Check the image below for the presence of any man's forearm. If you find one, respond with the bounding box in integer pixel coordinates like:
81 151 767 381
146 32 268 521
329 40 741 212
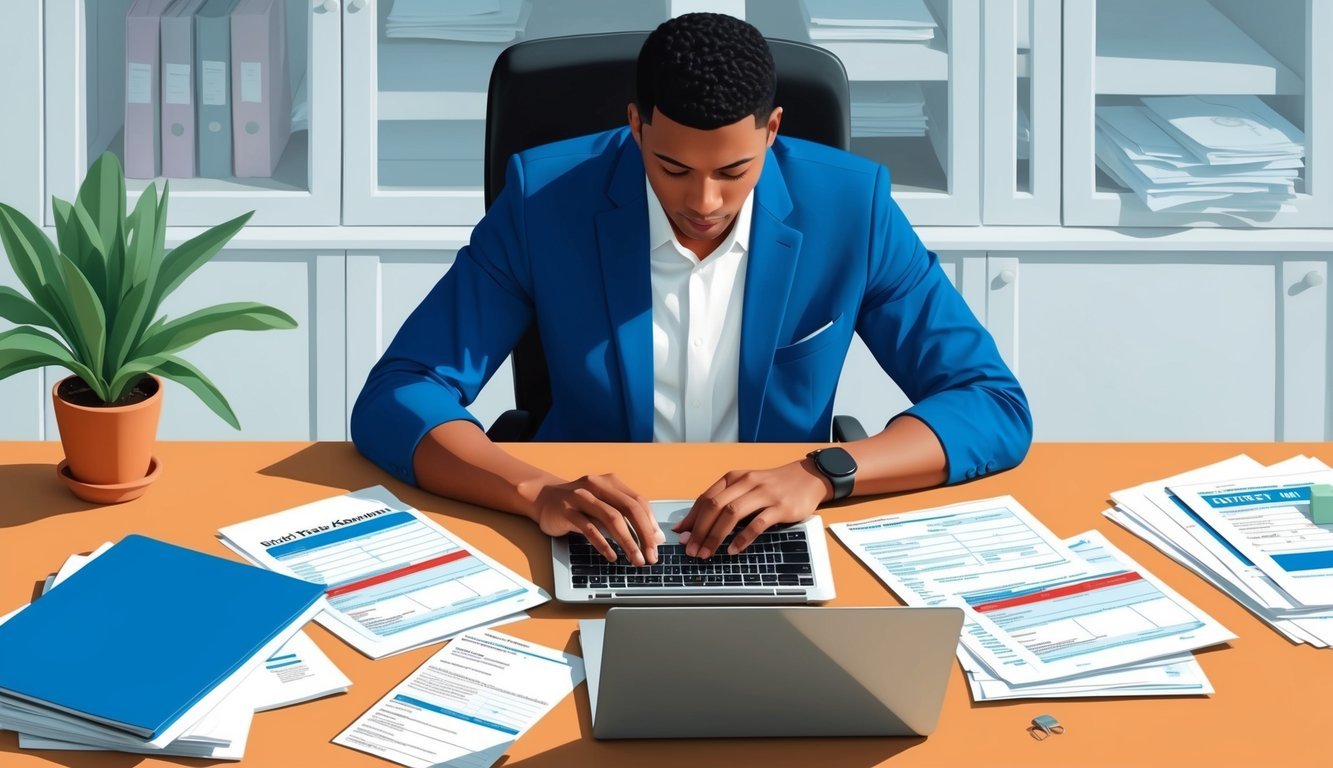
836 414 948 498
411 420 562 522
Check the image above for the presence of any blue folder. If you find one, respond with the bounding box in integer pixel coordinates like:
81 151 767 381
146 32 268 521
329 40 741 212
0 534 324 739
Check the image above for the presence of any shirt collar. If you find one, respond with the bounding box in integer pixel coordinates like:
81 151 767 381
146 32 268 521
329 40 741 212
645 175 754 257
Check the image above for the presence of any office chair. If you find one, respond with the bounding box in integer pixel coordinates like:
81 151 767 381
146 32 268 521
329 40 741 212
482 31 867 444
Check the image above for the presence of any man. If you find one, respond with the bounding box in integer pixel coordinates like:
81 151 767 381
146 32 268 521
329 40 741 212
351 14 1031 568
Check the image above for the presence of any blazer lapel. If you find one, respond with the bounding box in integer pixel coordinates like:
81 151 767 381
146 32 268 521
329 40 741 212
739 150 803 441
595 138 654 442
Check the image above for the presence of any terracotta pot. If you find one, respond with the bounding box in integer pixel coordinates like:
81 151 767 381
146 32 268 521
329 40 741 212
52 374 163 490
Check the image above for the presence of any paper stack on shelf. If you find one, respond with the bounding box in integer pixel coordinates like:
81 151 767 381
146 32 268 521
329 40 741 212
386 0 532 43
1106 455 1333 648
219 485 549 659
831 496 1234 701
0 536 331 760
803 0 936 42
1095 95 1304 214
851 82 928 138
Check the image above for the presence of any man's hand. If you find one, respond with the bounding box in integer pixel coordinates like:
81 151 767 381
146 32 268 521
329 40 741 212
674 459 833 559
527 474 665 566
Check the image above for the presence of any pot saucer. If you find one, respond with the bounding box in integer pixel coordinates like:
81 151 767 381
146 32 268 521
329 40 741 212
56 456 162 504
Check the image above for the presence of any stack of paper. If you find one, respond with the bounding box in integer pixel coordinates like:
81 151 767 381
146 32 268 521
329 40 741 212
1095 95 1305 214
1106 454 1333 648
218 486 549 659
831 497 1233 701
385 0 532 43
803 0 937 42
851 82 928 138
0 536 342 760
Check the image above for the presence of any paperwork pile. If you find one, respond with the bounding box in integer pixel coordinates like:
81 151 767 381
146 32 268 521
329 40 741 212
1106 454 1333 648
219 486 549 659
851 82 928 138
0 538 348 760
1095 95 1305 214
803 0 937 42
831 497 1234 701
385 0 532 43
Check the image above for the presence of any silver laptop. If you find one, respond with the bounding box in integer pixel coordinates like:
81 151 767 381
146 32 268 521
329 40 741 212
552 500 836 604
579 606 965 739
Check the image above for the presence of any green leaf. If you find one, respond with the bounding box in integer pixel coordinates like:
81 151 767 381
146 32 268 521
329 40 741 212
133 302 297 359
77 152 127 257
0 286 63 331
116 182 160 312
155 355 240 429
105 279 154 375
0 203 59 302
0 327 103 399
0 203 81 351
55 251 108 385
148 210 252 318
72 201 112 307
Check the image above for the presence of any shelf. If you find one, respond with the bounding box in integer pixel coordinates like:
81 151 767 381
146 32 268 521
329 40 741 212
377 121 483 189
819 37 949 82
122 223 1333 253
1095 0 1302 95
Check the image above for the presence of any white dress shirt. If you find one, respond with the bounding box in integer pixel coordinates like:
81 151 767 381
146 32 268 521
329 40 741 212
646 176 754 442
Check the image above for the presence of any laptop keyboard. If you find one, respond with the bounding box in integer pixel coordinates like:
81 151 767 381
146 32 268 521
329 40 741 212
568 529 815 589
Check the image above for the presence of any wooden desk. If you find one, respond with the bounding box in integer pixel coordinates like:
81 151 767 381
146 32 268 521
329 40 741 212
2 441 1329 767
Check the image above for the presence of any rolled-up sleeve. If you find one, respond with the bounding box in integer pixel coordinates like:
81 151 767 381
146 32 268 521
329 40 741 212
856 166 1033 484
350 156 535 486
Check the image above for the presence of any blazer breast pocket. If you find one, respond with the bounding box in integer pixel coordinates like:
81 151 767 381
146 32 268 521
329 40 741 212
773 313 845 365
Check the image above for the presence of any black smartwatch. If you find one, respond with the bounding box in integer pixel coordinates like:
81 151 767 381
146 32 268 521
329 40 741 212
807 447 857 501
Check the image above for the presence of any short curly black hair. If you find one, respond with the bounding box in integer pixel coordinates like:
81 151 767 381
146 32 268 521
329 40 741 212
636 13 776 129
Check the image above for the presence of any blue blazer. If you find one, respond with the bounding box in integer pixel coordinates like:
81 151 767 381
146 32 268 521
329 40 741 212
351 128 1031 486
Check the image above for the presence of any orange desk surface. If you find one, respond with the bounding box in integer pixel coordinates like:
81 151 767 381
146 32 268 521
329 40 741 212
1 441 1330 767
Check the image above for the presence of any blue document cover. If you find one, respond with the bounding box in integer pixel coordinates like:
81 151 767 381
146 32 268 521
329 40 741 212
0 534 324 739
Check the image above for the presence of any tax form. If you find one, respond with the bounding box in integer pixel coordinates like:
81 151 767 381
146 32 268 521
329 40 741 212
830 496 1232 684
1171 470 1333 609
219 486 547 658
334 629 583 768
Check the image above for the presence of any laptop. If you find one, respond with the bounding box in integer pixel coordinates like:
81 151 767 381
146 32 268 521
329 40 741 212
552 500 836 604
578 606 965 739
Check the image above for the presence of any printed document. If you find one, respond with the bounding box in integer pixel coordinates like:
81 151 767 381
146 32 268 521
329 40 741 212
830 496 1233 684
334 629 583 768
963 530 1215 700
1170 470 1333 609
219 486 548 658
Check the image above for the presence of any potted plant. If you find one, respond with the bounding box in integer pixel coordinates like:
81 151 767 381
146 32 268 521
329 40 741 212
0 152 296 503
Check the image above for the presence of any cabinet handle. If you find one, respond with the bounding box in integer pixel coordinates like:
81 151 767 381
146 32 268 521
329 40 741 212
348 0 368 11
1303 271 1325 288
996 269 1016 286
314 0 338 12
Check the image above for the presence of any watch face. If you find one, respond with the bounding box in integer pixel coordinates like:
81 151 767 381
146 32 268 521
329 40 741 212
816 448 857 477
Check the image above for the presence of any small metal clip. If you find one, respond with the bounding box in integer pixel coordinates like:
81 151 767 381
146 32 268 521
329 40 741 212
1027 714 1065 741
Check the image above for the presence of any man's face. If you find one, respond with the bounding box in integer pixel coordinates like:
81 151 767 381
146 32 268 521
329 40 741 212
629 104 781 254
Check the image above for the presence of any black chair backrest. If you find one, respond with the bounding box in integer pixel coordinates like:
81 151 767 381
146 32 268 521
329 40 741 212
484 31 851 433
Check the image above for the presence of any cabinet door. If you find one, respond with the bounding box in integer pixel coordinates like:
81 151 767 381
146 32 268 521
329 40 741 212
985 253 1306 440
0 1 45 440
346 251 516 431
44 0 342 227
1063 0 1332 227
982 0 1060 224
834 252 982 434
342 0 675 226
747 0 981 225
43 249 346 440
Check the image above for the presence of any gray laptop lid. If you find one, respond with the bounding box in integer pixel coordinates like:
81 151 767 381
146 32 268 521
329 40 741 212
579 606 964 739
